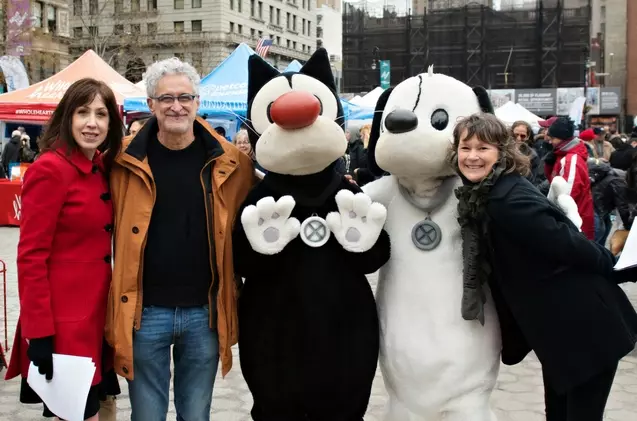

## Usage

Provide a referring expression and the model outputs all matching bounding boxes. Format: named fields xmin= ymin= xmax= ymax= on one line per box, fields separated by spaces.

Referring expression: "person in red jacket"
xmin=543 ymin=116 xmax=595 ymax=240
xmin=4 ymin=78 xmax=123 ymax=420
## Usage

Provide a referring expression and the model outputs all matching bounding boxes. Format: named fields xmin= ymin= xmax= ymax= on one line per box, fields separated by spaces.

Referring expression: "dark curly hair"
xmin=448 ymin=113 xmax=531 ymax=177
xmin=511 ymin=120 xmax=534 ymax=144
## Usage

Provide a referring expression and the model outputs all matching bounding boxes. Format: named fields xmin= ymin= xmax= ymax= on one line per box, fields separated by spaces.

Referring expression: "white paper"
xmin=27 ymin=354 xmax=96 ymax=421
xmin=614 ymin=225 xmax=637 ymax=271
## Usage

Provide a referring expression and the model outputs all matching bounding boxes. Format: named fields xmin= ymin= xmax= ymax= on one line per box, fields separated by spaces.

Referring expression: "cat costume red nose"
xmin=269 ymin=91 xmax=321 ymax=130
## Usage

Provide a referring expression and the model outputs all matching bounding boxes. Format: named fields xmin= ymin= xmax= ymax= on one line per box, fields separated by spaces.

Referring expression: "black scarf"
xmin=454 ymin=164 xmax=504 ymax=325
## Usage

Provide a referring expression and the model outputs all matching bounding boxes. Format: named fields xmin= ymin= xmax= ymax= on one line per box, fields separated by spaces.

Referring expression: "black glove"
xmin=27 ymin=336 xmax=54 ymax=380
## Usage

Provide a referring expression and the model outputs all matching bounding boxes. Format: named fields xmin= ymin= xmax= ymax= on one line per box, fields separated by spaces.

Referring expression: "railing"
xmin=1 ymin=259 xmax=7 ymax=353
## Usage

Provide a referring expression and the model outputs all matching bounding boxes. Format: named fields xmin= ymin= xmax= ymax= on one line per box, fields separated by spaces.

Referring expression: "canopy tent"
xmin=0 ymin=50 xmax=144 ymax=123
xmin=356 ymin=87 xmax=384 ymax=108
xmin=348 ymin=95 xmax=363 ymax=105
xmin=124 ymin=43 xmax=273 ymax=117
xmin=284 ymin=60 xmax=303 ymax=72
xmin=495 ymin=101 xmax=545 ymax=127
xmin=342 ymin=100 xmax=375 ymax=121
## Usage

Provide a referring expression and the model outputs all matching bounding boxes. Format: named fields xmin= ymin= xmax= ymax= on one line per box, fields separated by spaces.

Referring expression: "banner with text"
xmin=6 ymin=0 xmax=32 ymax=56
xmin=488 ymin=87 xmax=622 ymax=116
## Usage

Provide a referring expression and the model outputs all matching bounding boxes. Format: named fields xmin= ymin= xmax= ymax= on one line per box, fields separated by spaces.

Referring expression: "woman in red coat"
xmin=5 ymin=78 xmax=123 ymax=420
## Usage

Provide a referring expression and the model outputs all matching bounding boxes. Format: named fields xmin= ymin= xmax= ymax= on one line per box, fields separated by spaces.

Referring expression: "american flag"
xmin=255 ymin=37 xmax=273 ymax=58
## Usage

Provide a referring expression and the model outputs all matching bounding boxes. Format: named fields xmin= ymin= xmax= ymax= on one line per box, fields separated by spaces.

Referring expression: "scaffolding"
xmin=342 ymin=0 xmax=591 ymax=93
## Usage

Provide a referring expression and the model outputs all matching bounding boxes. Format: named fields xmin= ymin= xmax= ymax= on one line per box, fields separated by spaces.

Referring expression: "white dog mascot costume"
xmin=362 ymin=68 xmax=583 ymax=421
xmin=362 ymin=67 xmax=502 ymax=421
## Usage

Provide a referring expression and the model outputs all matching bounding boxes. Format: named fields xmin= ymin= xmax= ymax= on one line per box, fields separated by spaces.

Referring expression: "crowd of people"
xmin=0 ymin=53 xmax=635 ymax=421
xmin=509 ymin=117 xmax=637 ymax=253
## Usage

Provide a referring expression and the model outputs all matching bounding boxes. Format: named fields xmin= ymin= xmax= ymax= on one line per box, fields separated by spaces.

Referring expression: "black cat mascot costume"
xmin=232 ymin=48 xmax=391 ymax=421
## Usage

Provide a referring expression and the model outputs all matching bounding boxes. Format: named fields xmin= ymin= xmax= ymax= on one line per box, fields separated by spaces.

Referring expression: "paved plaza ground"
xmin=1 ymin=226 xmax=636 ymax=420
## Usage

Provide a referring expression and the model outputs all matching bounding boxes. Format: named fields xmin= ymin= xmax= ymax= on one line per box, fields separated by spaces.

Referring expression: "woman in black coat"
xmin=450 ymin=113 xmax=637 ymax=421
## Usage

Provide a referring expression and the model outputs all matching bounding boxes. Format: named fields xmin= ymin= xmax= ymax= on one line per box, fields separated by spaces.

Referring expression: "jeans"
xmin=128 ymin=305 xmax=219 ymax=421
xmin=594 ymin=213 xmax=612 ymax=246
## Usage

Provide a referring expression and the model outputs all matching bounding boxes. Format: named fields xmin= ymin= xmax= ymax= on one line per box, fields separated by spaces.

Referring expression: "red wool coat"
xmin=5 ymin=148 xmax=113 ymax=386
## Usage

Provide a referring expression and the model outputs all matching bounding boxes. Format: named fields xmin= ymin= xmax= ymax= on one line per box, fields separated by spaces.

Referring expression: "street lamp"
xmin=371 ymin=46 xmax=380 ymax=70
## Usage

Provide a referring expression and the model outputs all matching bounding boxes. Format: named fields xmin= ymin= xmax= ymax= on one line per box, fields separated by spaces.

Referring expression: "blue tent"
xmin=124 ymin=43 xmax=269 ymax=117
xmin=341 ymin=100 xmax=375 ymax=121
xmin=284 ymin=60 xmax=303 ymax=72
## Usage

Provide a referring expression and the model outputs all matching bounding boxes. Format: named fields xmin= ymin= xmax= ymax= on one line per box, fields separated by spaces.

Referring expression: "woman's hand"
xmin=27 ymin=336 xmax=54 ymax=380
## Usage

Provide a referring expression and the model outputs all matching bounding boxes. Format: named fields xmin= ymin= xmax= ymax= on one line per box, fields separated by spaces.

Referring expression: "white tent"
xmin=135 ymin=80 xmax=146 ymax=94
xmin=514 ymin=103 xmax=545 ymax=125
xmin=349 ymin=95 xmax=363 ymax=105
xmin=357 ymin=87 xmax=384 ymax=108
xmin=495 ymin=101 xmax=545 ymax=128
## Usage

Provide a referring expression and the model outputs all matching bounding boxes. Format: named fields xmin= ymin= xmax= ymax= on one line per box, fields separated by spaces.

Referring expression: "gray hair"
xmin=145 ymin=57 xmax=201 ymax=98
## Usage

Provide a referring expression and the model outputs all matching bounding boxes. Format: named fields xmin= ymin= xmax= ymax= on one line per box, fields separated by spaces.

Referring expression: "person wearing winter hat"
xmin=1 ymin=130 xmax=23 ymax=177
xmin=544 ymin=116 xmax=596 ymax=240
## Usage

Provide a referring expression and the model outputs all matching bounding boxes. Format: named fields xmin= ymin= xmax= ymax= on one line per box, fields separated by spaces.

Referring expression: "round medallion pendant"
xmin=411 ymin=219 xmax=442 ymax=251
xmin=300 ymin=216 xmax=331 ymax=248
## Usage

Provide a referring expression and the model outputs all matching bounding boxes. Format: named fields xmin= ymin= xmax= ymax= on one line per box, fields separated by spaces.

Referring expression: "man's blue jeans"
xmin=128 ymin=305 xmax=219 ymax=421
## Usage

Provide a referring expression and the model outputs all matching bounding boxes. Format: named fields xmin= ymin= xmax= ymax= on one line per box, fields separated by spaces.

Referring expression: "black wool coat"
xmin=483 ymin=173 xmax=637 ymax=394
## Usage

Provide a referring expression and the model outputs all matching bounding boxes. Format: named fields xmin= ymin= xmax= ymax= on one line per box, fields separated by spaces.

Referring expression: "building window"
xmin=250 ymin=28 xmax=255 ymax=38
xmin=302 ymin=18 xmax=305 ymax=35
xmin=46 ymin=5 xmax=57 ymax=34
xmin=73 ymin=27 xmax=83 ymax=37
xmin=276 ymin=9 xmax=280 ymax=25
xmin=238 ymin=0 xmax=242 ymax=12
xmin=175 ymin=53 xmax=184 ymax=60
xmin=114 ymin=24 xmax=124 ymax=34
xmin=230 ymin=22 xmax=235 ymax=32
xmin=131 ymin=24 xmax=141 ymax=34
xmin=316 ymin=26 xmax=322 ymax=38
xmin=193 ymin=0 xmax=202 ymax=7
xmin=286 ymin=12 xmax=290 ymax=29
xmin=302 ymin=0 xmax=305 ymax=7
xmin=237 ymin=24 xmax=243 ymax=34
xmin=89 ymin=0 xmax=98 ymax=15
xmin=174 ymin=21 xmax=185 ymax=32
xmin=192 ymin=20 xmax=202 ymax=32
xmin=73 ymin=0 xmax=82 ymax=16
xmin=31 ymin=3 xmax=41 ymax=29
xmin=114 ymin=0 xmax=123 ymax=13
xmin=230 ymin=0 xmax=234 ymax=10
xmin=148 ymin=0 xmax=158 ymax=10
xmin=131 ymin=0 xmax=140 ymax=12
xmin=307 ymin=21 xmax=311 ymax=36
xmin=293 ymin=15 xmax=296 ymax=31
xmin=276 ymin=36 xmax=280 ymax=44
xmin=269 ymin=6 xmax=274 ymax=23
xmin=89 ymin=26 xmax=98 ymax=36
xmin=147 ymin=22 xmax=157 ymax=34
xmin=250 ymin=0 xmax=255 ymax=16
xmin=601 ymin=5 xmax=606 ymax=20
xmin=286 ymin=39 xmax=290 ymax=48
xmin=258 ymin=1 xmax=263 ymax=19
xmin=174 ymin=0 xmax=184 ymax=9
xmin=258 ymin=30 xmax=263 ymax=38
xmin=192 ymin=52 xmax=203 ymax=73
xmin=293 ymin=41 xmax=296 ymax=49
xmin=153 ymin=54 xmax=159 ymax=62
